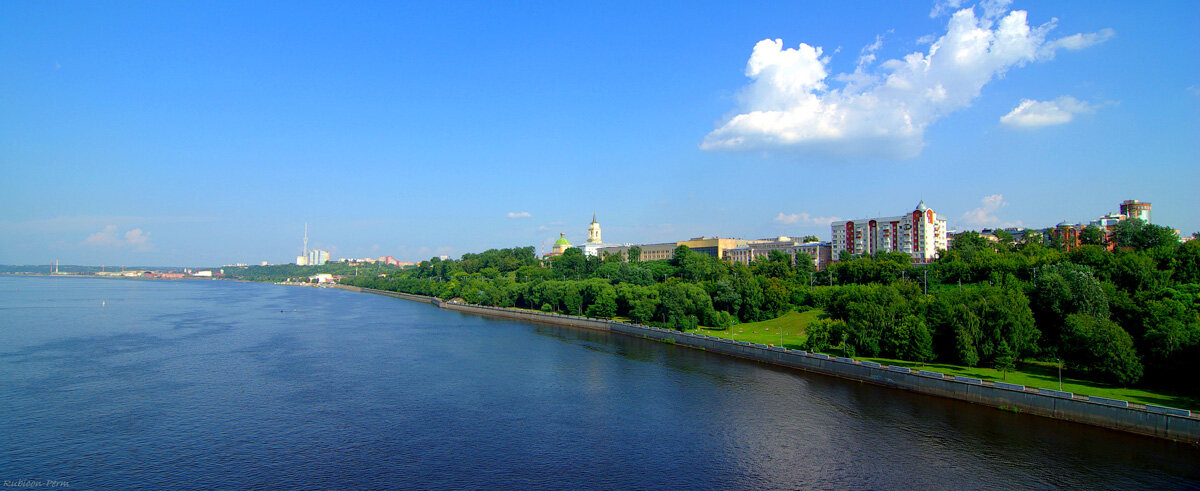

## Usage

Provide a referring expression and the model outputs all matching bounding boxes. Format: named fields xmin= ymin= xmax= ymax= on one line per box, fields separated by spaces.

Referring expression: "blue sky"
xmin=2 ymin=1 xmax=1197 ymax=266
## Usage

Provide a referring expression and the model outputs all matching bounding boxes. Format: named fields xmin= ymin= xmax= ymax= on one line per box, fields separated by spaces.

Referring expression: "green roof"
xmin=554 ymin=236 xmax=571 ymax=246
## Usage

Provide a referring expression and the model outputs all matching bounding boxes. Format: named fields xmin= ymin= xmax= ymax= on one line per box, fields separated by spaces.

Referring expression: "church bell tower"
xmin=587 ymin=213 xmax=602 ymax=243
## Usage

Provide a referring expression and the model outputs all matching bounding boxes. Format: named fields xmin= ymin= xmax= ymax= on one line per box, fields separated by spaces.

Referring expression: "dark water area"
xmin=1 ymin=276 xmax=1197 ymax=489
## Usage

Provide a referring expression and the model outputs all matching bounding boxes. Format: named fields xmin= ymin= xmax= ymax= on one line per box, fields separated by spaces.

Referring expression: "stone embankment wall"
xmin=339 ymin=285 xmax=1200 ymax=445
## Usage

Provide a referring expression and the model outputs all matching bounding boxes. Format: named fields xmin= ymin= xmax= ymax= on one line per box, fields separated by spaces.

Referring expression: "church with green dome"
xmin=543 ymin=213 xmax=629 ymax=258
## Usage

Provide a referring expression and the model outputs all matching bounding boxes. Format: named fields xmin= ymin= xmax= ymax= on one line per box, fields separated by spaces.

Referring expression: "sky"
xmin=1 ymin=0 xmax=1197 ymax=267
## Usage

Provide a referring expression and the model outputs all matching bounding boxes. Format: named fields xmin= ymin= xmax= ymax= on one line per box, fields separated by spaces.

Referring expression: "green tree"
xmin=585 ymin=285 xmax=618 ymax=318
xmin=951 ymin=231 xmax=991 ymax=253
xmin=1031 ymin=263 xmax=1109 ymax=353
xmin=803 ymin=319 xmax=838 ymax=352
xmin=1079 ymin=225 xmax=1106 ymax=246
xmin=1061 ymin=314 xmax=1143 ymax=385
xmin=993 ymin=229 xmax=1016 ymax=251
xmin=1023 ymin=230 xmax=1044 ymax=249
xmin=760 ymin=277 xmax=791 ymax=318
xmin=553 ymin=247 xmax=587 ymax=279
xmin=628 ymin=246 xmax=642 ymax=262
xmin=1173 ymin=240 xmax=1200 ymax=284
xmin=882 ymin=315 xmax=934 ymax=363
xmin=1112 ymin=218 xmax=1179 ymax=251
xmin=994 ymin=339 xmax=1016 ymax=380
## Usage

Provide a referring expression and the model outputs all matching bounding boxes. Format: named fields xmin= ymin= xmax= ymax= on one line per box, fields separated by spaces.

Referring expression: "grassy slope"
xmin=523 ymin=304 xmax=1198 ymax=410
xmin=689 ymin=309 xmax=822 ymax=349
xmin=855 ymin=356 xmax=1198 ymax=410
xmin=688 ymin=308 xmax=1197 ymax=410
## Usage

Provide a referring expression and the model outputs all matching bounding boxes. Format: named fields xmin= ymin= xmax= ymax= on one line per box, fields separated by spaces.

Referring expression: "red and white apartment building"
xmin=830 ymin=201 xmax=949 ymax=263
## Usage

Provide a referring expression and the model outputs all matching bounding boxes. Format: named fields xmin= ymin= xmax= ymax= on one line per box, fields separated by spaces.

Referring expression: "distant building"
xmin=378 ymin=256 xmax=400 ymax=266
xmin=831 ymin=200 xmax=948 ymax=263
xmin=308 ymin=273 xmax=335 ymax=284
xmin=574 ymin=214 xmax=631 ymax=257
xmin=1119 ymin=199 xmax=1152 ymax=223
xmin=307 ymin=249 xmax=330 ymax=266
xmin=545 ymin=233 xmax=573 ymax=258
xmin=296 ymin=255 xmax=308 ymax=266
xmin=597 ymin=237 xmax=750 ymax=262
xmin=1050 ymin=220 xmax=1083 ymax=251
xmin=725 ymin=237 xmax=833 ymax=270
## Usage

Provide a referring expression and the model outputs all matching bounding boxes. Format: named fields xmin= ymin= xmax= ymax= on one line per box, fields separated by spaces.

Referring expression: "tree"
xmin=585 ymin=286 xmax=618 ymax=318
xmin=993 ymin=229 xmax=1016 ymax=251
xmin=1112 ymin=218 xmax=1179 ymax=251
xmin=951 ymin=231 xmax=991 ymax=252
xmin=752 ymin=251 xmax=792 ymax=279
xmin=760 ymin=277 xmax=791 ymax=318
xmin=994 ymin=339 xmax=1016 ymax=380
xmin=628 ymin=246 xmax=642 ymax=262
xmin=1172 ymin=240 xmax=1200 ymax=284
xmin=802 ymin=235 xmax=820 ymax=243
xmin=1135 ymin=286 xmax=1200 ymax=391
xmin=1031 ymin=263 xmax=1109 ymax=352
xmin=803 ymin=319 xmax=838 ymax=352
xmin=1023 ymin=230 xmax=1044 ymax=248
xmin=1079 ymin=225 xmax=1106 ymax=246
xmin=553 ymin=247 xmax=587 ymax=279
xmin=1061 ymin=314 xmax=1143 ymax=385
xmin=882 ymin=315 xmax=934 ymax=363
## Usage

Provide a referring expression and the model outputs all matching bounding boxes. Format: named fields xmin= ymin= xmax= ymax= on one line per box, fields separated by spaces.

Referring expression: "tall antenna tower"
xmin=303 ymin=222 xmax=309 ymax=257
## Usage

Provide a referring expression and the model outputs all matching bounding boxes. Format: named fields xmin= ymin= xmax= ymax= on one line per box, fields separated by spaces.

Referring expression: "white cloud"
xmin=506 ymin=211 xmax=532 ymax=219
xmin=774 ymin=212 xmax=841 ymax=226
xmin=930 ymin=0 xmax=967 ymax=19
xmin=1050 ymin=28 xmax=1115 ymax=50
xmin=702 ymin=2 xmax=1112 ymax=160
xmin=999 ymin=96 xmax=1096 ymax=128
xmin=960 ymin=194 xmax=1023 ymax=228
xmin=83 ymin=225 xmax=153 ymax=252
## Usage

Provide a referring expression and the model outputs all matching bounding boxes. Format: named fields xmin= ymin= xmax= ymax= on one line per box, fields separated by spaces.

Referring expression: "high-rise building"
xmin=307 ymin=249 xmax=330 ymax=266
xmin=830 ymin=200 xmax=948 ymax=263
xmin=1119 ymin=199 xmax=1152 ymax=223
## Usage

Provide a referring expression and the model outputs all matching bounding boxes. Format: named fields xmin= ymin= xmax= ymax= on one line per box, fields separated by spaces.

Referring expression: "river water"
xmin=1 ymin=276 xmax=1196 ymax=489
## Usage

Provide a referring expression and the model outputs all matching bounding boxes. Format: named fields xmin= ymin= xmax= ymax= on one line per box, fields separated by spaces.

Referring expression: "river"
xmin=0 ymin=276 xmax=1196 ymax=489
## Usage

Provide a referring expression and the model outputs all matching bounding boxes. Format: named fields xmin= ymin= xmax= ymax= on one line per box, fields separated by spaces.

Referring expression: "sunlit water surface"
xmin=1 ymin=277 xmax=1197 ymax=489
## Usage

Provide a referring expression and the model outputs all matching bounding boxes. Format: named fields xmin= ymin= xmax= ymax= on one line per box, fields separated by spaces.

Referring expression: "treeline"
xmin=342 ymin=219 xmax=1200 ymax=392
xmin=222 ymin=262 xmax=404 ymax=282
xmin=344 ymin=246 xmax=805 ymax=330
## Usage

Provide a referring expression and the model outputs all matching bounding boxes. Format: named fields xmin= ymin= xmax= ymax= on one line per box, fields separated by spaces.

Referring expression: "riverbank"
xmin=336 ymin=284 xmax=1200 ymax=445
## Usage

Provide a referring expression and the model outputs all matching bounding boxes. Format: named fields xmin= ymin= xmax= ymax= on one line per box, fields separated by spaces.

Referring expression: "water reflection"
xmin=0 ymin=277 xmax=1196 ymax=489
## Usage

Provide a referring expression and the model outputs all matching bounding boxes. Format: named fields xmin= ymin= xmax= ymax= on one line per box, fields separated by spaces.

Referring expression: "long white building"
xmin=831 ymin=200 xmax=948 ymax=263
xmin=724 ymin=237 xmax=833 ymax=270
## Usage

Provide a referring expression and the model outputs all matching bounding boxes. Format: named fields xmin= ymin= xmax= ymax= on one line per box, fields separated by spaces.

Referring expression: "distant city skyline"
xmin=2 ymin=1 xmax=1196 ymax=266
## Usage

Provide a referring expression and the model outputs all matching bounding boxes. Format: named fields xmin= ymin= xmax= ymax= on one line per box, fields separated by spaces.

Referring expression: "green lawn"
xmin=853 ymin=355 xmax=1199 ymax=410
xmin=689 ymin=309 xmax=823 ymax=349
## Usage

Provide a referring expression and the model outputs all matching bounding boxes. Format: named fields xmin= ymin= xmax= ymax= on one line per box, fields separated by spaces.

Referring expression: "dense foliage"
xmin=221 ymin=262 xmax=405 ymax=282
xmin=342 ymin=222 xmax=1200 ymax=392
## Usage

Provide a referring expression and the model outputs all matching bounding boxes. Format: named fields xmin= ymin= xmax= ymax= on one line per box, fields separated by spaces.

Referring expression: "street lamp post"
xmin=1058 ymin=358 xmax=1063 ymax=391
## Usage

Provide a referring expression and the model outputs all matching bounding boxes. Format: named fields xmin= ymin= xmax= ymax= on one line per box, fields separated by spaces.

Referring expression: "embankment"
xmin=337 ymin=284 xmax=1200 ymax=445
